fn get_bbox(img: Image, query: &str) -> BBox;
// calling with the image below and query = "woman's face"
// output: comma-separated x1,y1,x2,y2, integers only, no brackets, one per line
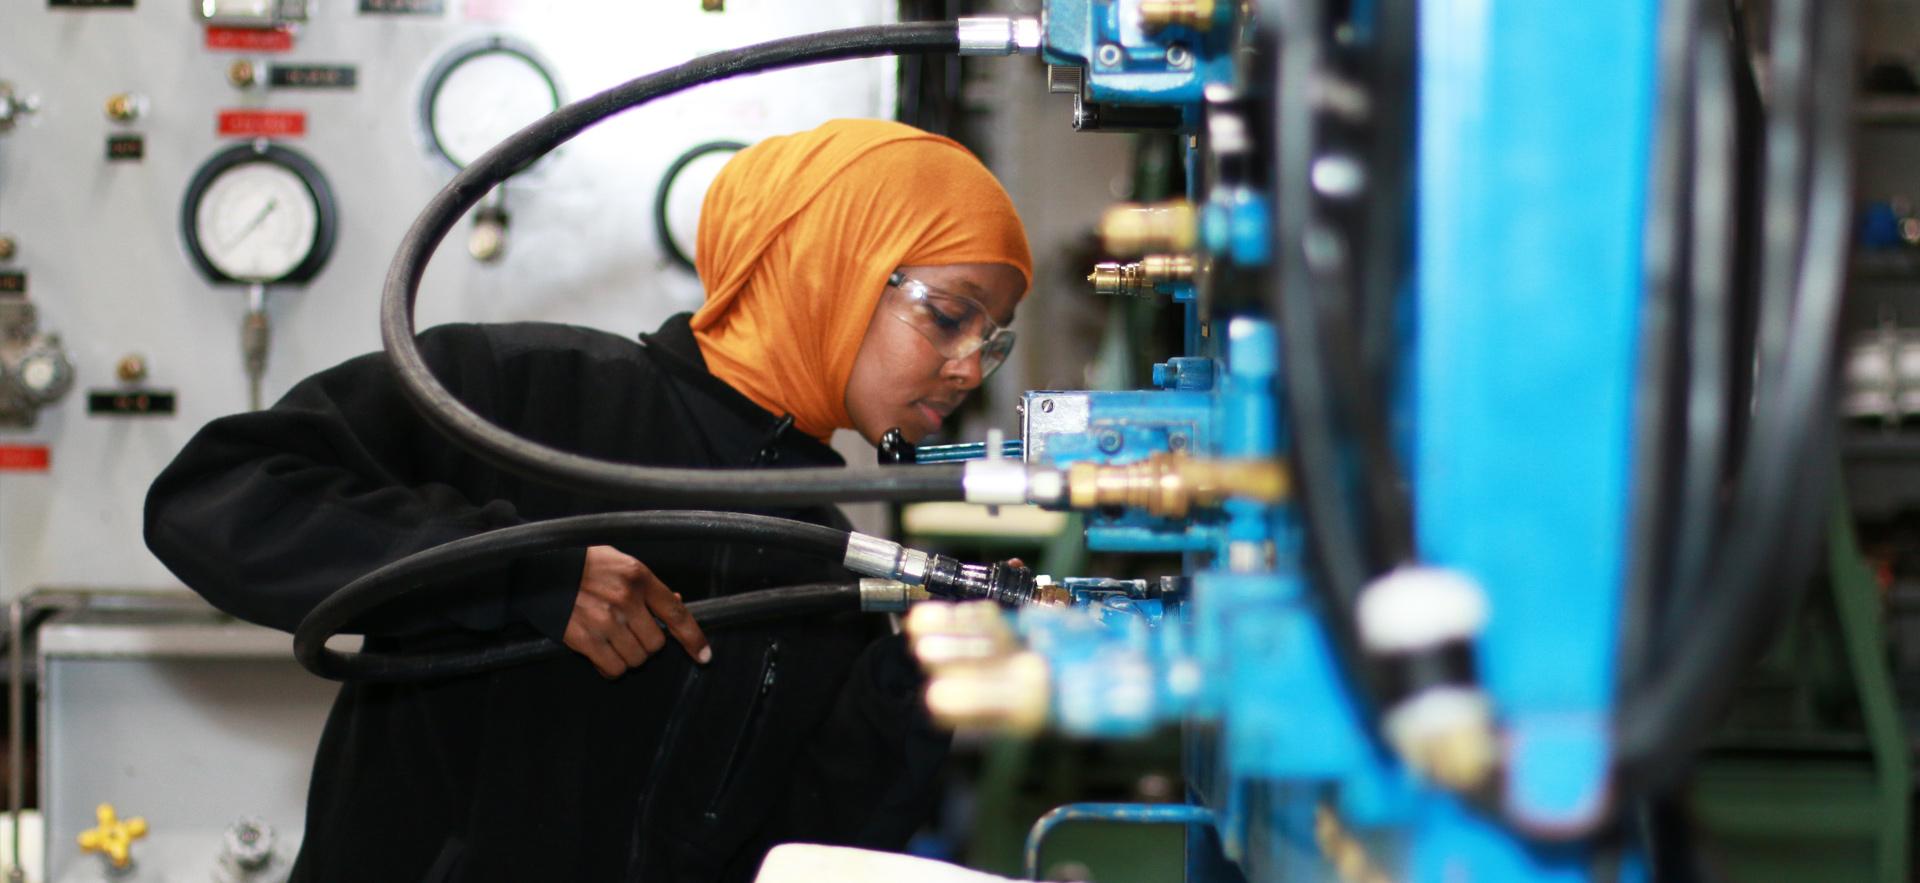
845,261,1026,445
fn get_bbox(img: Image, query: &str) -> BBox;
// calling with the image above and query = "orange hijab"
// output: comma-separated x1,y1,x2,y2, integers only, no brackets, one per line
691,119,1032,442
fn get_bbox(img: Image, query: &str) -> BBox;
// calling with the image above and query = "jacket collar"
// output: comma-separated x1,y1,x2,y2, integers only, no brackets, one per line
640,313,845,468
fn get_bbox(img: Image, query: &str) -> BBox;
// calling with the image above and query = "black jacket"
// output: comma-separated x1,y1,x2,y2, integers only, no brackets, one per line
144,314,946,882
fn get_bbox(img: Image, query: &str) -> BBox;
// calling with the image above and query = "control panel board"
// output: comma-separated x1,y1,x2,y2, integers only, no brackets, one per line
0,0,897,599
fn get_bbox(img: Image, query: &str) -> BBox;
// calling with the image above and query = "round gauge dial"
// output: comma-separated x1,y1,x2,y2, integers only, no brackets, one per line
653,140,746,273
422,37,562,169
181,143,337,285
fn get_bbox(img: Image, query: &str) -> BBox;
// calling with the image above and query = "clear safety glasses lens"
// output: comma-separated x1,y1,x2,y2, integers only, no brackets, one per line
890,277,1016,377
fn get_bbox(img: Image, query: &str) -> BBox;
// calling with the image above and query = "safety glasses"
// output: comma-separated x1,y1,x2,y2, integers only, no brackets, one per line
886,271,1017,378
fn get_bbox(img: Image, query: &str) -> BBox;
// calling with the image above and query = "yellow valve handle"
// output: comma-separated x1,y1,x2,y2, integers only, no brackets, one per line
76,802,148,869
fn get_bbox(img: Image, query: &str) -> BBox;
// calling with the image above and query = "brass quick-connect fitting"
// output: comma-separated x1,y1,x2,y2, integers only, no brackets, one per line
924,652,1050,734
1383,688,1498,793
907,601,1052,733
1030,583,1074,608
1140,0,1219,33
1066,452,1289,519
905,601,1018,668
858,579,931,613
1099,201,1198,257
1088,255,1196,298
1313,804,1393,883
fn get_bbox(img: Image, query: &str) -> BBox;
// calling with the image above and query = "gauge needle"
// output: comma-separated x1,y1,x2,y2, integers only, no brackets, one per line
224,198,280,250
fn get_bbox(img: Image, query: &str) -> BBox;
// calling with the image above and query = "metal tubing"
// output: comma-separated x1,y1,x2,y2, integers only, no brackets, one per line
1022,802,1216,880
913,440,1024,464
8,598,21,883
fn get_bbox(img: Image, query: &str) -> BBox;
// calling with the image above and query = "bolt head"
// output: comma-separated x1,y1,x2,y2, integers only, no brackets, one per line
1096,43,1123,67
1165,44,1192,68
116,354,148,383
228,60,257,88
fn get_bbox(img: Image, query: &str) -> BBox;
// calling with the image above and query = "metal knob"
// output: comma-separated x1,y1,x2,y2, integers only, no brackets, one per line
467,207,508,263
228,59,259,89
0,82,40,131
115,353,148,383
876,427,917,465
15,341,73,406
76,803,148,871
220,817,276,873
104,93,142,123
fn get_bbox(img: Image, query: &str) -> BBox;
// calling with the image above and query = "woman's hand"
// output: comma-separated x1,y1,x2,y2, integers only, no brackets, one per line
563,545,712,678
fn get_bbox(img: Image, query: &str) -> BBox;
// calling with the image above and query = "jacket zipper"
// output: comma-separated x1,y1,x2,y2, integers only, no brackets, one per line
703,639,780,821
625,662,702,880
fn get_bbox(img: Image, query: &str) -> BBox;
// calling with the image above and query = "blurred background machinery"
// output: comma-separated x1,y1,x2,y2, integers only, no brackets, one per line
3,0,1919,881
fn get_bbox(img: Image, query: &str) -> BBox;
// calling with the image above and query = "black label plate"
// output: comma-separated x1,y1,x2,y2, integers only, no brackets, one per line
269,64,357,90
88,390,177,416
49,0,136,7
358,0,441,13
106,134,144,161
0,272,24,296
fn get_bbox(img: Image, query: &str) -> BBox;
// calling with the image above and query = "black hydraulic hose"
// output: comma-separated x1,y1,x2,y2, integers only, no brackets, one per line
295,510,854,681
1265,0,1408,728
310,583,861,683
1271,0,1371,615
380,22,969,506
1617,0,1852,794
1356,0,1417,409
1663,8,1740,665
1618,0,1700,697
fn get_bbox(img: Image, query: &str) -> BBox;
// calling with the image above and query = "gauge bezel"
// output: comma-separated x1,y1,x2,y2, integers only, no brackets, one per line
652,140,747,273
418,35,564,171
179,142,338,286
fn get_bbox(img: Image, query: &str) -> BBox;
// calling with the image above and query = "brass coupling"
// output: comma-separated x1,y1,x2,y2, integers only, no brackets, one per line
1066,452,1289,519
1140,0,1219,32
905,601,1051,734
1099,201,1197,257
1314,804,1393,883
923,652,1050,734
1088,254,1196,298
905,600,1018,668
1382,688,1498,793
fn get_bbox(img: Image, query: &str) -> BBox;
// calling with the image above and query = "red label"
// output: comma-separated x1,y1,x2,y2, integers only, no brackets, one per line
0,446,49,472
204,26,295,53
462,0,516,20
218,109,306,138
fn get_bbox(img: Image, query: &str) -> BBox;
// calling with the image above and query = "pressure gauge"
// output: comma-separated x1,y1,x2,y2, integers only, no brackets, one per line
420,37,562,169
180,143,337,285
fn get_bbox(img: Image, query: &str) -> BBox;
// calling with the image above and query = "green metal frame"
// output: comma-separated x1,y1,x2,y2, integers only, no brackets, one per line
1689,495,1910,882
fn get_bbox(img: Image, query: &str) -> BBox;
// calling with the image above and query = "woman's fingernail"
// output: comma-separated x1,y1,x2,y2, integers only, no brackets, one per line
697,647,713,665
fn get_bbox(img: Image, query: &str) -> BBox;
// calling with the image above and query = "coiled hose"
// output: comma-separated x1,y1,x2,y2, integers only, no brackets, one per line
295,511,856,681
380,22,972,506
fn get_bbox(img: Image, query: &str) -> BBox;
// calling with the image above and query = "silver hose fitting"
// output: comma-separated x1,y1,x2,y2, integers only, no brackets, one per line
844,533,908,580
843,533,935,585
957,16,1042,56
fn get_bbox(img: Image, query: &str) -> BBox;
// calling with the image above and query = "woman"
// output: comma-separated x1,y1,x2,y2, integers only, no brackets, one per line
144,118,1032,882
